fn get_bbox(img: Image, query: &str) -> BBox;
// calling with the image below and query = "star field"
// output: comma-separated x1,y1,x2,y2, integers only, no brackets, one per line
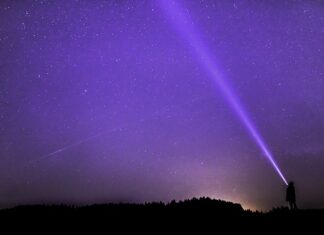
0,0,324,210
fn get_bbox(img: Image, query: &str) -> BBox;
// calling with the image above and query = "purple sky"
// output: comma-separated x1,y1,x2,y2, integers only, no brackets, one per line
0,0,324,211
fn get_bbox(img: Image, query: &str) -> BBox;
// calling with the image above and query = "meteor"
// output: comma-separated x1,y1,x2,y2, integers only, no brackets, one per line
27,95,210,166
27,131,105,165
158,0,288,185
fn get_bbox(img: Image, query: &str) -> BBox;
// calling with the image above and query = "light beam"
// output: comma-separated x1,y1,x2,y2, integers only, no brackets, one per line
158,0,288,185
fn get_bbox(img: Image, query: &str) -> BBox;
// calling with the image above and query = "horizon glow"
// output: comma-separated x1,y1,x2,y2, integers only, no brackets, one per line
159,0,288,185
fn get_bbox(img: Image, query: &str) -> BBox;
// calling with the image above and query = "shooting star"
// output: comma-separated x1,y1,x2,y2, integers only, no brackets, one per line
26,94,210,167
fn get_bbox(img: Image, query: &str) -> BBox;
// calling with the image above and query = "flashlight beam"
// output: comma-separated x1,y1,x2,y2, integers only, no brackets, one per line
159,0,288,185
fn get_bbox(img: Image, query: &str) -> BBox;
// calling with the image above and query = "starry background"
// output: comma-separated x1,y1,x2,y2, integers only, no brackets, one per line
0,0,324,211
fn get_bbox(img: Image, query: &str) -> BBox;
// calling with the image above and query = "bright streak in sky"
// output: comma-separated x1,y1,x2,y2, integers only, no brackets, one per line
158,0,288,185
30,95,208,165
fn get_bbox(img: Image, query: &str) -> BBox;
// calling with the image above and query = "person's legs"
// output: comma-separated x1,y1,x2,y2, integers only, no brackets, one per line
293,201,298,210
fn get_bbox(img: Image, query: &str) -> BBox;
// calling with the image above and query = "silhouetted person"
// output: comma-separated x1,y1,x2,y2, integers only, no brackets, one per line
286,182,297,210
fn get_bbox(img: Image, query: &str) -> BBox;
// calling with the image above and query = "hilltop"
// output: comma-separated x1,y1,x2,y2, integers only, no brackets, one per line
0,197,322,232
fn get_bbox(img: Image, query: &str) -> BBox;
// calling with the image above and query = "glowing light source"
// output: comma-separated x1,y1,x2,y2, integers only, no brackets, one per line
159,0,288,185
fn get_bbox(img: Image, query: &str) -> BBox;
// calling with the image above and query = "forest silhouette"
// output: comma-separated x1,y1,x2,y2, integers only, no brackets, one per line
0,197,323,231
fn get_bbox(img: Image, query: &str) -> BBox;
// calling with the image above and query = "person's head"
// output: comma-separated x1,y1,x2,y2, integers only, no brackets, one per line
289,181,294,187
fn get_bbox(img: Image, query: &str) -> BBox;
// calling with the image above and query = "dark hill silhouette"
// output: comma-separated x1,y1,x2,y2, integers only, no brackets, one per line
0,197,323,232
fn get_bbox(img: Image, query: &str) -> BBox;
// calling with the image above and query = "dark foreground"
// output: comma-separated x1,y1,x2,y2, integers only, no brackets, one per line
0,197,323,232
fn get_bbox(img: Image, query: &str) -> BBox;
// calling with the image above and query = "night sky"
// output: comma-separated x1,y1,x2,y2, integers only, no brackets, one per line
1,0,324,211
